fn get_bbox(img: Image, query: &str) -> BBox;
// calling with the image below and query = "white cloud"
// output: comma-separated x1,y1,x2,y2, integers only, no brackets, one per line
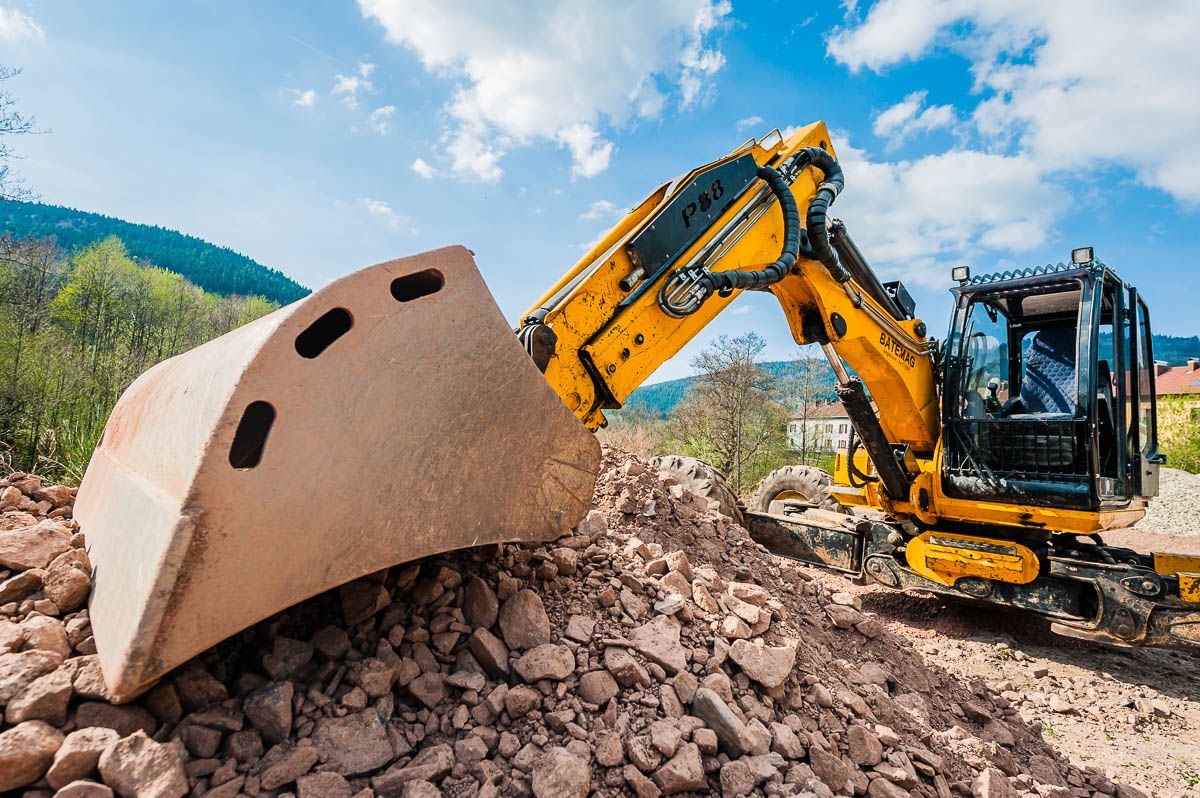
360,197,414,232
357,0,731,181
0,7,44,41
829,0,1200,205
442,123,504,183
580,200,625,220
332,63,376,110
736,115,764,131
291,89,317,108
368,104,397,134
411,158,436,179
871,90,956,149
556,123,614,179
830,134,1067,286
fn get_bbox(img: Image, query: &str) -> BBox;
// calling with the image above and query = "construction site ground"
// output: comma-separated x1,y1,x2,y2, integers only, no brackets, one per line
813,559,1200,798
0,450,1196,797
808,468,1200,797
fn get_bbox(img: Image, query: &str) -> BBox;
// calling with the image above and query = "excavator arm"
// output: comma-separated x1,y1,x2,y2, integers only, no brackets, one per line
523,123,937,452
522,121,938,515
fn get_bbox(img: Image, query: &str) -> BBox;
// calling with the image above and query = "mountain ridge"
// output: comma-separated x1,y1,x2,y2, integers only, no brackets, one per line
1,201,310,305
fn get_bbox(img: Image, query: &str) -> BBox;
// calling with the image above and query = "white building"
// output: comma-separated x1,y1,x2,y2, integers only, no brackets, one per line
787,401,852,454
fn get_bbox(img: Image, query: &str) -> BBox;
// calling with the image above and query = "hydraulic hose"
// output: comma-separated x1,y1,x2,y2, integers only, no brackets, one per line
699,164,801,295
801,147,849,282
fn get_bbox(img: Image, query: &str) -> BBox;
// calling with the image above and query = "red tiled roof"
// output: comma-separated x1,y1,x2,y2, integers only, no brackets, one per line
791,401,849,420
1157,363,1200,395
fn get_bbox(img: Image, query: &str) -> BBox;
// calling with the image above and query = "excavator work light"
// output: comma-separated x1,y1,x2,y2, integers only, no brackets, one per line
1072,246,1094,264
951,265,970,284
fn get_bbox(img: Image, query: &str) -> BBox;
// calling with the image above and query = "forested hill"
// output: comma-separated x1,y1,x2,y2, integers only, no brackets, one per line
1152,335,1200,365
1,201,309,304
623,360,838,419
625,335,1200,418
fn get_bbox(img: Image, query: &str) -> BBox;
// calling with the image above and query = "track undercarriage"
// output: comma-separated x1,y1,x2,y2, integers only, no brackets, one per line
747,505,1200,651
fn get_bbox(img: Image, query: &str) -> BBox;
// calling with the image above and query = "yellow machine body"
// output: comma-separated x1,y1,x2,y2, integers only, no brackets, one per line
905,531,1040,587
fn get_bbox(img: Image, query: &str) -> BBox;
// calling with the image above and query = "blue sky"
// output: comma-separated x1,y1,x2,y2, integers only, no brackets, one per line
3,0,1199,382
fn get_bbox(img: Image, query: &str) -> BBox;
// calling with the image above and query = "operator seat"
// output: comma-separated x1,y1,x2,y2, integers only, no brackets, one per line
1010,325,1078,473
1020,326,1077,415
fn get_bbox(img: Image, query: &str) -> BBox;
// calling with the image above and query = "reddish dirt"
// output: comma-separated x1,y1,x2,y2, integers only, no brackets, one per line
1101,527,1200,556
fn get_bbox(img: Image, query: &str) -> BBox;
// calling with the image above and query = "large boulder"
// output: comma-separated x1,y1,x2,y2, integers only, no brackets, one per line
0,520,72,571
97,730,187,798
0,720,64,791
728,638,798,689
498,589,551,650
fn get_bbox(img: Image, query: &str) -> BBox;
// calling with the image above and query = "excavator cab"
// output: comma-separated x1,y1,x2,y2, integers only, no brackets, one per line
941,249,1163,514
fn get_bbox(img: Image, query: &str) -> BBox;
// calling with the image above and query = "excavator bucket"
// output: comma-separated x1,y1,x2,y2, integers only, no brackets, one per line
74,245,601,701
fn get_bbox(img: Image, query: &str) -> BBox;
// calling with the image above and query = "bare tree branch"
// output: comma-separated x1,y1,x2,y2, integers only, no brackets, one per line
0,66,41,202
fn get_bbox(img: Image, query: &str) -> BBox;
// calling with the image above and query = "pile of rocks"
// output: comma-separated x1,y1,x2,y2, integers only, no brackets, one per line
0,451,1119,797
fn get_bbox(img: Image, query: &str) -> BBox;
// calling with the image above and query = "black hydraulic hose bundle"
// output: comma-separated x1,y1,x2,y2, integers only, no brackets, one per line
698,163,801,295
697,146,848,303
801,146,850,283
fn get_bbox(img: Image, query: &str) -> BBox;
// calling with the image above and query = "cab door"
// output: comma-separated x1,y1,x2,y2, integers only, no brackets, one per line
1127,288,1163,497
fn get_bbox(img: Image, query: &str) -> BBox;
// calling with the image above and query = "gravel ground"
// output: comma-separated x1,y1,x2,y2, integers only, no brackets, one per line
1133,467,1200,537
815,572,1200,798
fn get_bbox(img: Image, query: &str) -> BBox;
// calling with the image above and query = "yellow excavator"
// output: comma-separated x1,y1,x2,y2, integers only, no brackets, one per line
74,121,1200,700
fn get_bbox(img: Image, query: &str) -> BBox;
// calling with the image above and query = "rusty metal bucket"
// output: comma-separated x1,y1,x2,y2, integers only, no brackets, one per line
74,246,600,700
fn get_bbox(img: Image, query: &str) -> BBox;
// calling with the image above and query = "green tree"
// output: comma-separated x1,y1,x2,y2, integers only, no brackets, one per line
1159,396,1200,473
669,333,791,493
0,235,279,482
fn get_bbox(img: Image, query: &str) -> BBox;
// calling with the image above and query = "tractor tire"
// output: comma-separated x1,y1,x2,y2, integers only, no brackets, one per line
649,454,745,528
751,465,846,514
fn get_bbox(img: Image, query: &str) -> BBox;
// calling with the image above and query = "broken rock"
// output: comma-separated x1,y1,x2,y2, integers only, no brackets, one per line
260,745,320,791
5,665,72,724
0,719,63,792
513,643,575,682
499,589,551,650
0,520,72,571
242,680,293,744
463,574,499,629
0,649,63,704
312,710,393,776
97,730,187,798
691,687,750,758
46,726,119,789
532,746,591,798
653,741,705,795
372,743,455,796
629,615,687,675
728,637,798,689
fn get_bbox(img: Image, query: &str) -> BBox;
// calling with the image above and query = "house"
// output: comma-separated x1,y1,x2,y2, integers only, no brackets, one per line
1156,357,1200,421
788,400,852,454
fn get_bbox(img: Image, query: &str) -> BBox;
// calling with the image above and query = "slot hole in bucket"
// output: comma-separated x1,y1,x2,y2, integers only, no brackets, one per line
229,401,276,469
390,269,444,302
295,307,353,358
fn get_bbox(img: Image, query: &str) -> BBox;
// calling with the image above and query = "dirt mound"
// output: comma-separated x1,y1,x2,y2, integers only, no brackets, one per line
0,451,1124,797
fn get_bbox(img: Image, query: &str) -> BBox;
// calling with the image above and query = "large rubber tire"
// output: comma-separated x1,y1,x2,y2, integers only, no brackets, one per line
649,454,745,528
751,465,846,514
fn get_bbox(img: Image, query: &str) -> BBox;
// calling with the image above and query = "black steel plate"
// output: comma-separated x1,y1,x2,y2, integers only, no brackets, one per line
626,153,758,275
